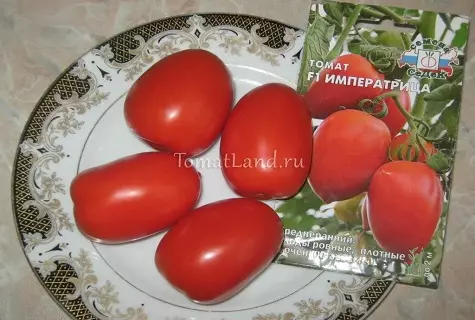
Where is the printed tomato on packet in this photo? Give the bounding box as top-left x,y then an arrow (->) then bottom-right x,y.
388,133 -> 437,162
367,161 -> 444,263
308,109 -> 391,203
303,54 -> 385,119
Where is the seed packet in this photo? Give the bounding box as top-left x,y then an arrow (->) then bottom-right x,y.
273,0 -> 470,288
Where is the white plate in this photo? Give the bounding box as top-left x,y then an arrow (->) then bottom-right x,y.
12,13 -> 394,320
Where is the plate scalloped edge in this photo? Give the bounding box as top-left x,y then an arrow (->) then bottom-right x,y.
11,12 -> 395,320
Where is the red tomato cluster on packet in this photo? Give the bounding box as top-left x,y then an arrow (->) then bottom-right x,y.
70,48 -> 443,303
304,53 -> 443,265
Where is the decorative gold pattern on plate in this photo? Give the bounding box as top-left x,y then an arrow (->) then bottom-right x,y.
253,278 -> 392,320
11,13 -> 394,320
17,60 -> 109,252
102,14 -> 298,65
33,250 -> 146,320
92,15 -> 304,81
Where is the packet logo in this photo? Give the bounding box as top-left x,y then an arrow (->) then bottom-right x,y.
398,38 -> 459,79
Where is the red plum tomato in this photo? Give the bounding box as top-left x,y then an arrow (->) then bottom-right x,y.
124,49 -> 233,157
155,198 -> 284,304
70,152 -> 201,243
219,83 -> 313,200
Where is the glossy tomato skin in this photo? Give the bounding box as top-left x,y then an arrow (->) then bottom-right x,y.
220,83 -> 313,200
388,133 -> 436,162
376,90 -> 411,137
308,109 -> 391,203
71,152 -> 201,243
303,54 -> 385,119
155,198 -> 284,304
367,161 -> 443,261
124,49 -> 233,157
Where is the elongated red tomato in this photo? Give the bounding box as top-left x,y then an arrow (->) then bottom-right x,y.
303,54 -> 384,119
124,49 -> 233,157
367,161 -> 443,263
155,198 -> 284,304
308,109 -> 391,203
71,152 -> 201,243
220,83 -> 313,200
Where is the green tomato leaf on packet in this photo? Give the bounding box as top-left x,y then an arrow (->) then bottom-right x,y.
424,83 -> 462,102
423,100 -> 450,121
438,101 -> 461,138
322,2 -> 345,34
451,23 -> 469,49
297,13 -> 335,94
426,152 -> 451,174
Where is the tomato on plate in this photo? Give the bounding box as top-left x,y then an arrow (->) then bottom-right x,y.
124,49 -> 233,157
367,161 -> 443,263
308,109 -> 391,203
220,83 -> 313,200
388,132 -> 436,162
303,54 -> 384,119
71,152 -> 201,243
155,198 -> 284,304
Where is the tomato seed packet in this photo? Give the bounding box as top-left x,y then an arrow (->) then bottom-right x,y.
273,0 -> 470,288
